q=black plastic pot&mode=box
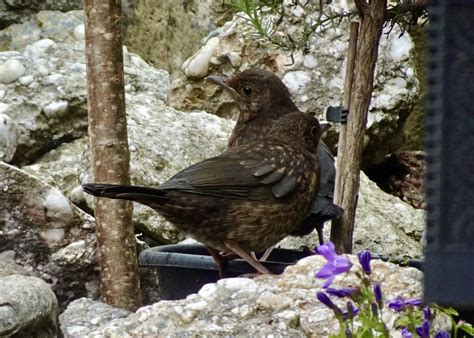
[139,244,310,300]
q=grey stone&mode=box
[0,274,58,337]
[124,0,235,77]
[59,298,131,338]
[0,10,170,165]
[0,162,98,310]
[61,256,448,337]
[0,113,19,162]
[0,0,83,31]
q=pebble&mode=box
[0,59,26,84]
[43,100,68,117]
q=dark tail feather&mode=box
[82,183,165,203]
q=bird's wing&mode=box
[158,143,309,201]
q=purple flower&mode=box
[345,329,352,338]
[343,302,359,320]
[371,302,378,316]
[388,296,406,312]
[406,298,422,307]
[317,291,335,309]
[358,250,372,275]
[374,283,383,305]
[401,327,413,338]
[423,307,432,321]
[326,287,357,298]
[415,319,430,338]
[434,331,450,338]
[315,241,352,288]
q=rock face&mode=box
[124,0,234,77]
[170,2,419,166]
[0,10,170,166]
[59,298,131,338]
[0,0,83,30]
[366,150,426,209]
[0,162,98,310]
[0,273,58,337]
[60,256,427,337]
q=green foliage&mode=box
[233,0,356,53]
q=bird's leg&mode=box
[206,246,228,278]
[259,244,277,262]
[316,224,324,245]
[223,241,272,274]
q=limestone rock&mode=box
[0,274,58,337]
[0,0,83,31]
[0,162,98,310]
[170,1,419,166]
[61,256,434,337]
[59,298,131,338]
[124,0,235,77]
[0,113,19,162]
[0,10,170,165]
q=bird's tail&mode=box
[82,183,166,203]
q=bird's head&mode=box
[207,68,296,121]
[268,112,328,154]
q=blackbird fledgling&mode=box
[83,112,322,275]
[207,68,343,244]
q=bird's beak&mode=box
[206,75,237,96]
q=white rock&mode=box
[74,24,85,41]
[389,34,413,62]
[0,114,19,162]
[18,75,34,86]
[43,188,74,228]
[183,37,220,79]
[40,228,66,245]
[198,283,218,299]
[43,100,68,117]
[25,39,57,58]
[0,59,26,84]
[282,70,311,95]
[217,278,257,291]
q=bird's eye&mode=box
[311,126,319,136]
[242,86,253,96]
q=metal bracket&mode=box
[325,106,348,124]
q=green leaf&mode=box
[458,322,474,336]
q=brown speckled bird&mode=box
[83,112,322,275]
[207,68,343,244]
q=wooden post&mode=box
[330,0,387,253]
[84,0,142,310]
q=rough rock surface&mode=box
[59,298,131,338]
[0,274,58,337]
[0,162,98,310]
[60,256,431,337]
[280,171,425,258]
[170,2,419,166]
[0,0,83,30]
[0,10,170,165]
[124,0,234,77]
[366,150,426,209]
